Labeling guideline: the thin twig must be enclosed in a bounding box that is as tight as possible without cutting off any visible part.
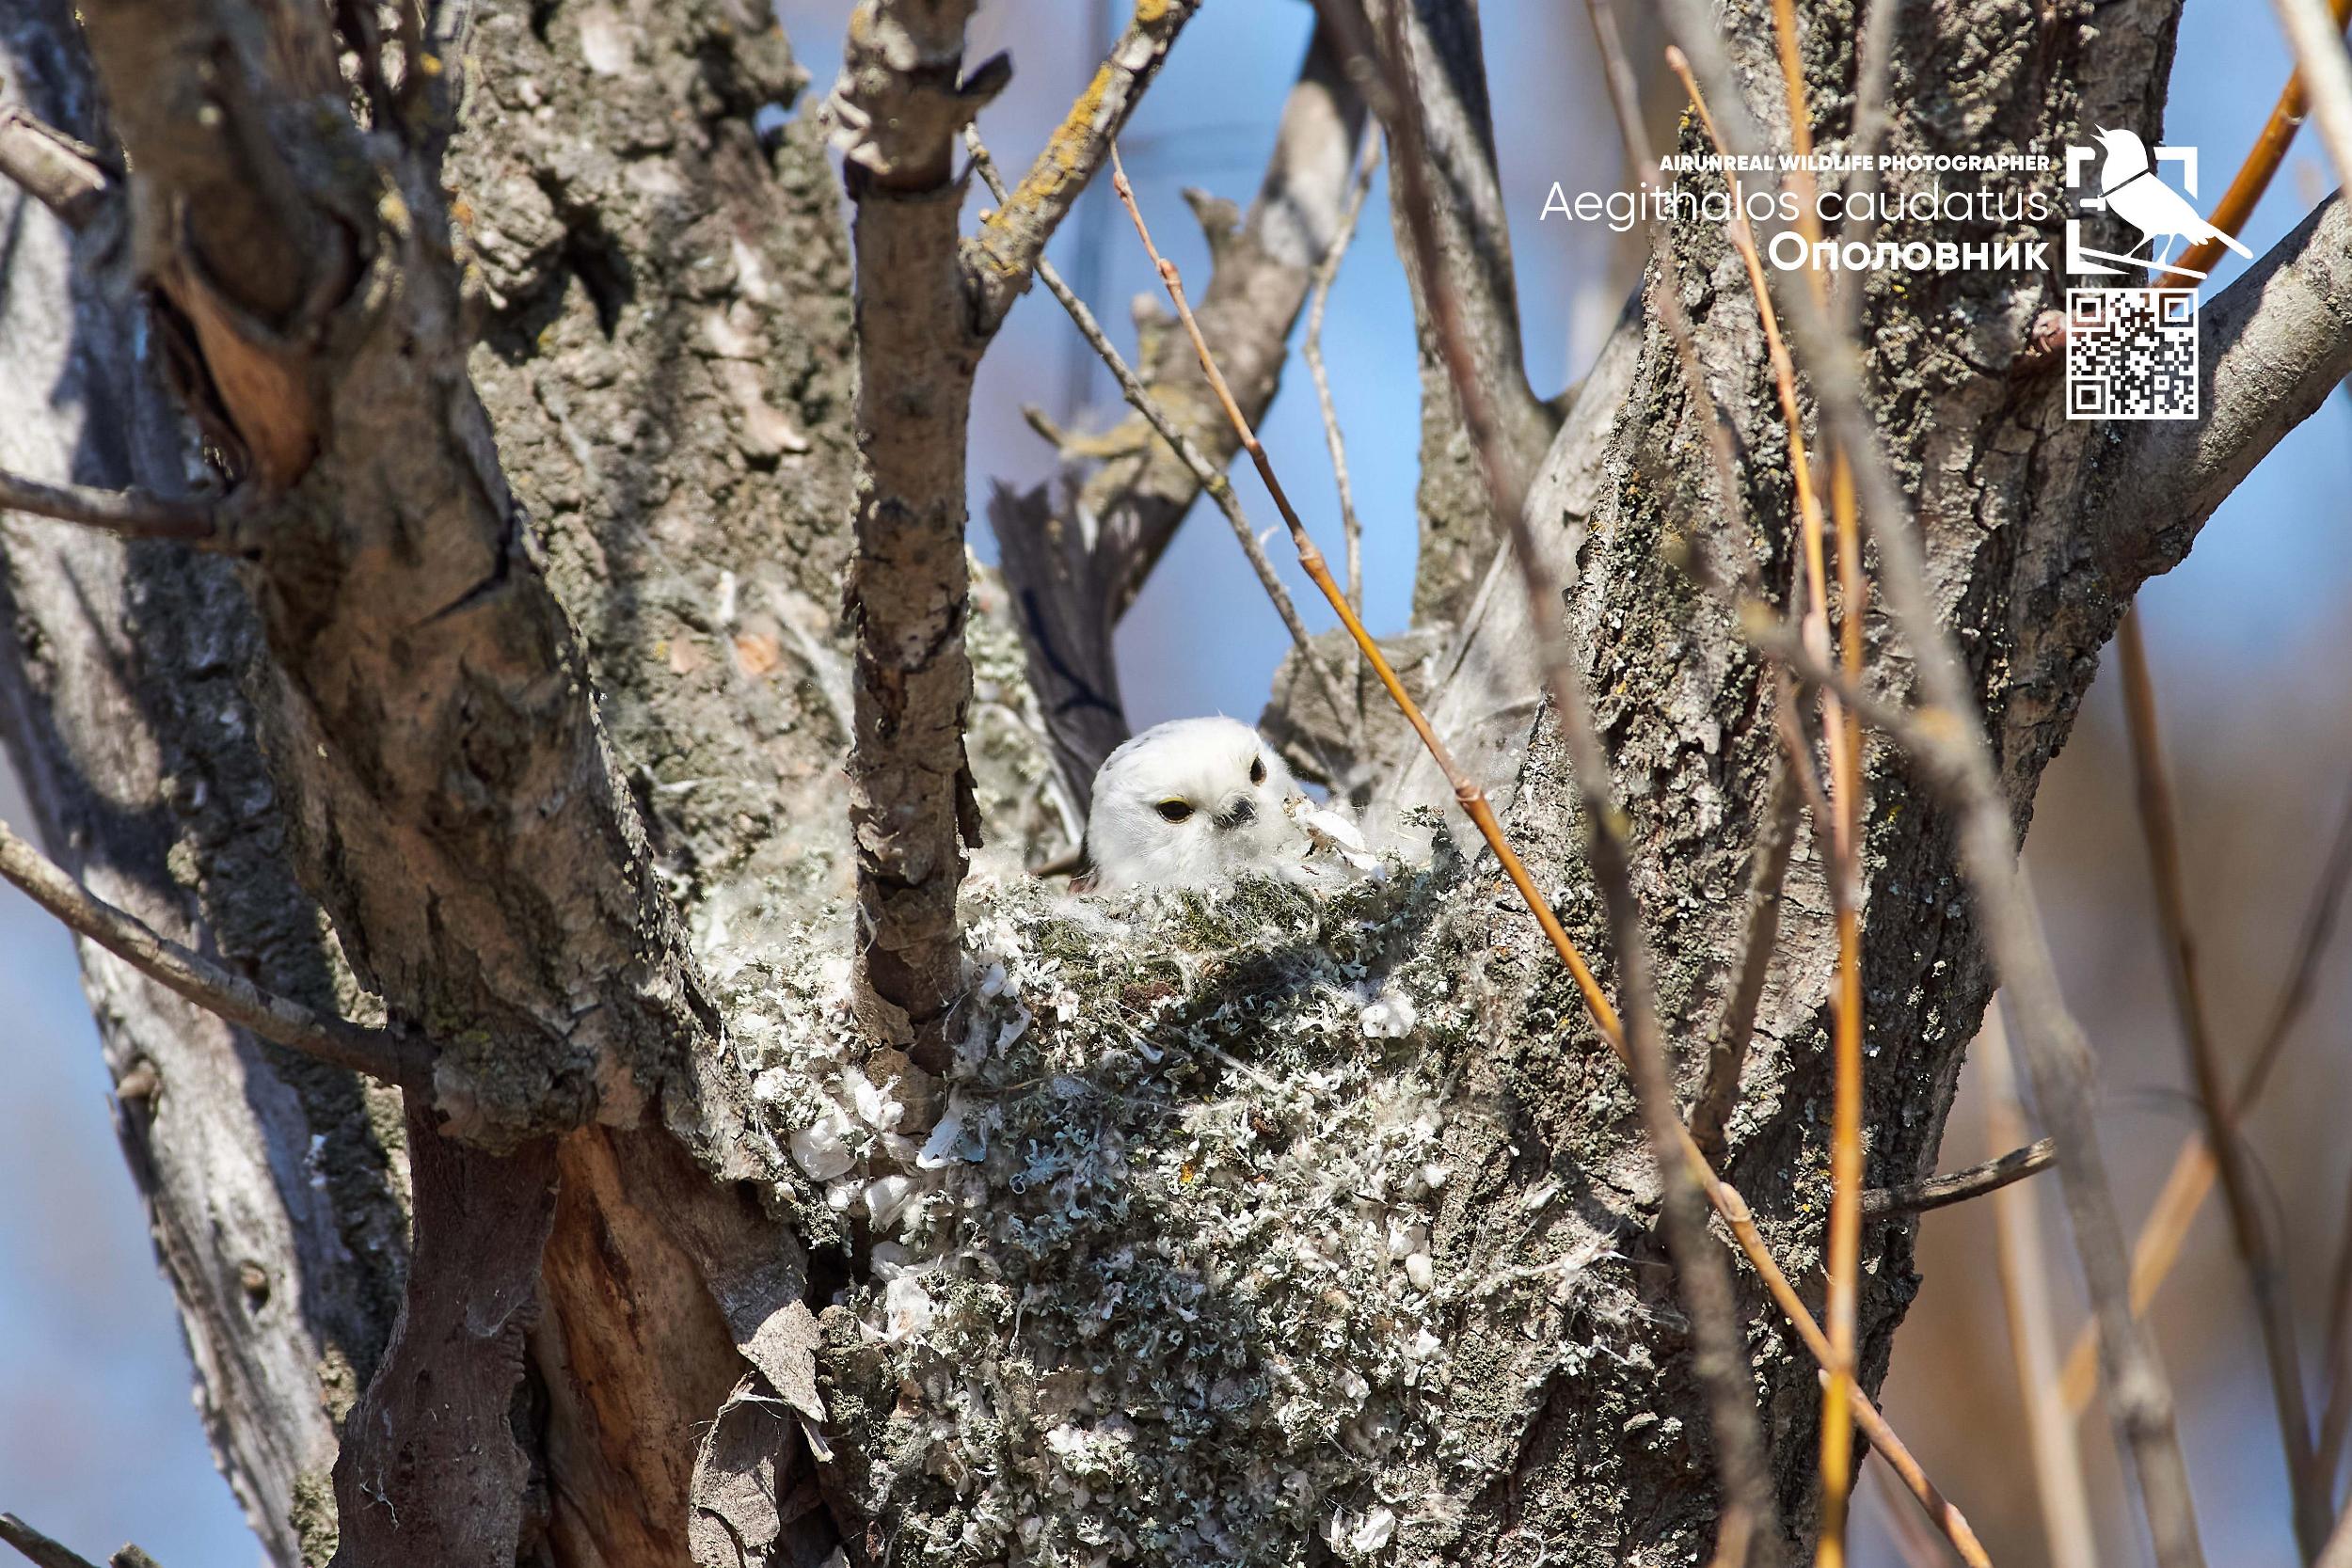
[1862,1458,1949,1568]
[2322,1507,2352,1568]
[1579,3,1789,1180]
[0,104,111,228]
[966,131,1358,747]
[1981,1008,2100,1568]
[2059,785,2352,1415]
[1534,6,1994,1556]
[0,468,236,549]
[1767,671,1837,831]
[1862,1135,2057,1217]
[1656,104,1874,1528]
[2115,607,2326,1552]
[1745,13,1872,1547]
[2057,0,2352,1384]
[1300,119,1381,753]
[1739,606,1961,775]
[1660,10,2208,1565]
[0,1515,110,1568]
[1105,139,1621,1059]
[0,815,432,1086]
[961,0,1199,331]
[1131,23,1990,1557]
[1305,126,1380,620]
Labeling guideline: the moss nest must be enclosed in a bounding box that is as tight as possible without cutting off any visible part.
[703,827,1572,1566]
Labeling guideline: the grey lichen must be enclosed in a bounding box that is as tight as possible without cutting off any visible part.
[704,830,1584,1565]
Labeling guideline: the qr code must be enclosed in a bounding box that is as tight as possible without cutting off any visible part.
[2065,288,2198,420]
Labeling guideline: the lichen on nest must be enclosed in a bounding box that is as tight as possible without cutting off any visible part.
[708,827,1549,1565]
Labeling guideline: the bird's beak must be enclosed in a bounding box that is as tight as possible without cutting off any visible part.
[1212,795,1257,831]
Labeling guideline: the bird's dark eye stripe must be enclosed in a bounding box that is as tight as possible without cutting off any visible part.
[1155,799,1194,822]
[1249,754,1267,785]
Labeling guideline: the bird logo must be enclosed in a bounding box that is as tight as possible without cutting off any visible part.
[2077,127,2250,278]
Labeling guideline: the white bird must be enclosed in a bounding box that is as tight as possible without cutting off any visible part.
[1079,717,1303,894]
[2091,127,2252,266]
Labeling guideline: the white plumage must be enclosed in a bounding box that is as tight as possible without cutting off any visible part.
[1080,717,1303,893]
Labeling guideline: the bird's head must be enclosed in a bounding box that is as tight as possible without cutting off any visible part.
[1082,717,1303,893]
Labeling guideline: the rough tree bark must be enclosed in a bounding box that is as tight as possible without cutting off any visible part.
[3,0,2348,1566]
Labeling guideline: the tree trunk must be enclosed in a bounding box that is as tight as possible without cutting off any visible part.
[6,0,2350,1564]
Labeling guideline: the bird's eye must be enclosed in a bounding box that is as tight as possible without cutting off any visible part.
[1155,800,1194,823]
[1248,754,1267,786]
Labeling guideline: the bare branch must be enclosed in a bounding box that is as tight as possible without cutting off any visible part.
[2089,194,2352,599]
[0,467,238,549]
[1981,1012,2099,1568]
[1305,127,1381,618]
[2314,1156,2352,1500]
[1311,8,1993,1560]
[977,27,1370,798]
[962,0,1199,330]
[1863,1136,2057,1218]
[2116,608,2326,1551]
[2061,779,2352,1411]
[2321,1508,2352,1568]
[2243,781,2352,1101]
[834,0,997,1061]
[969,133,1355,804]
[0,103,109,227]
[1738,610,1962,775]
[1658,12,2208,1563]
[0,815,433,1086]
[0,1515,114,1568]
[2177,0,2351,282]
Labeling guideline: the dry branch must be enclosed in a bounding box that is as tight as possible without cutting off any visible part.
[1305,126,1380,620]
[2116,607,2325,1551]
[0,1515,131,1568]
[1358,8,1777,1553]
[969,135,1354,806]
[961,0,1199,331]
[983,22,1369,800]
[1981,1011,2100,1568]
[1319,7,1995,1558]
[833,0,1000,1057]
[2318,1156,2352,1499]
[2273,0,2352,191]
[0,815,432,1085]
[1693,756,1799,1162]
[0,103,108,225]
[0,467,235,549]
[1370,0,1553,625]
[1862,1136,2057,1218]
